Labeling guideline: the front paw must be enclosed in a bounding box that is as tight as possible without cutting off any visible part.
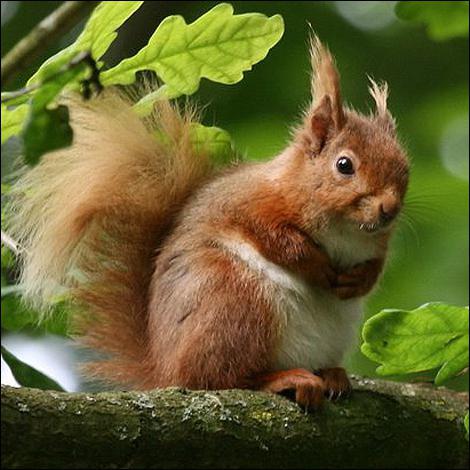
[316,367,352,401]
[332,259,383,299]
[332,284,368,300]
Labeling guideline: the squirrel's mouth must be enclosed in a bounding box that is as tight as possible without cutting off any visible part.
[358,218,395,234]
[358,222,380,233]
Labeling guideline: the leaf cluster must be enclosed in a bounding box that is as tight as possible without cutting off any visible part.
[362,302,469,436]
[1,1,284,163]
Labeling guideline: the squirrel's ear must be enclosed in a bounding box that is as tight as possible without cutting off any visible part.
[293,35,345,155]
[309,35,345,131]
[368,78,396,135]
[293,94,334,155]
[308,95,334,154]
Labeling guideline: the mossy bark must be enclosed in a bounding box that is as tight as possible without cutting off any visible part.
[2,377,468,469]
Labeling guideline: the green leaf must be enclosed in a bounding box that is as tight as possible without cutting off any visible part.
[1,91,30,107]
[74,1,144,60]
[1,345,65,391]
[1,276,69,336]
[465,412,469,440]
[12,1,143,159]
[31,57,89,112]
[28,1,144,85]
[22,105,73,166]
[21,55,94,164]
[435,346,468,385]
[1,246,15,269]
[1,294,37,332]
[133,85,183,116]
[361,302,469,384]
[1,104,28,144]
[1,295,69,336]
[101,3,284,96]
[2,52,88,150]
[190,123,234,165]
[1,246,69,335]
[395,1,469,40]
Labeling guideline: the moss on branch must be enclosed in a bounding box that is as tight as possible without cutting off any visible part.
[1,377,468,469]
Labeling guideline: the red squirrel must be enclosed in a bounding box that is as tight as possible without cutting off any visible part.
[7,36,409,410]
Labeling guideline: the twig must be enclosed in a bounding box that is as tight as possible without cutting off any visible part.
[1,1,98,86]
[1,51,101,105]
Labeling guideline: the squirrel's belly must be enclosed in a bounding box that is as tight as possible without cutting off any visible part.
[272,284,363,371]
[218,237,363,371]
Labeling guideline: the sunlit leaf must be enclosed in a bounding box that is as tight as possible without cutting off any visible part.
[1,104,28,144]
[395,1,469,40]
[14,1,143,161]
[101,3,284,96]
[3,1,143,152]
[1,345,65,391]
[28,1,144,85]
[361,302,469,385]
[1,91,30,106]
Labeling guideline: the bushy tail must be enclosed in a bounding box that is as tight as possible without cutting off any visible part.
[6,90,212,387]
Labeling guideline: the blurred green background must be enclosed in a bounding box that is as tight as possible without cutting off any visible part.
[1,1,468,391]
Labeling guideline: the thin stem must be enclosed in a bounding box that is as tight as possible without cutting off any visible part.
[1,1,98,86]
[1,51,98,105]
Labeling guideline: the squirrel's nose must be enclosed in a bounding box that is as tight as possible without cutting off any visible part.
[379,198,400,224]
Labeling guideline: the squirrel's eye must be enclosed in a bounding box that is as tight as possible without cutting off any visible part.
[336,156,354,175]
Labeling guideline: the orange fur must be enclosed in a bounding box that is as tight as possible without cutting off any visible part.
[6,36,409,406]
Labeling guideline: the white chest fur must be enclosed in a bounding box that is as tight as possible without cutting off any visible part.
[272,280,363,370]
[220,227,377,371]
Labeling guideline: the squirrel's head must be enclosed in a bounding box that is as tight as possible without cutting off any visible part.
[290,36,409,237]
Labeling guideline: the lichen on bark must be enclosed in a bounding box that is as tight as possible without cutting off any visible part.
[1,377,468,469]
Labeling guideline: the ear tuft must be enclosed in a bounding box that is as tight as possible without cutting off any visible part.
[368,76,396,134]
[309,33,345,130]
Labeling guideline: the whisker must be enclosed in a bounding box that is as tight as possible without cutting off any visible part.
[396,212,420,248]
[403,205,440,220]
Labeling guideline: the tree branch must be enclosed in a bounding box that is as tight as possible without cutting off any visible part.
[1,1,98,86]
[1,377,468,469]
